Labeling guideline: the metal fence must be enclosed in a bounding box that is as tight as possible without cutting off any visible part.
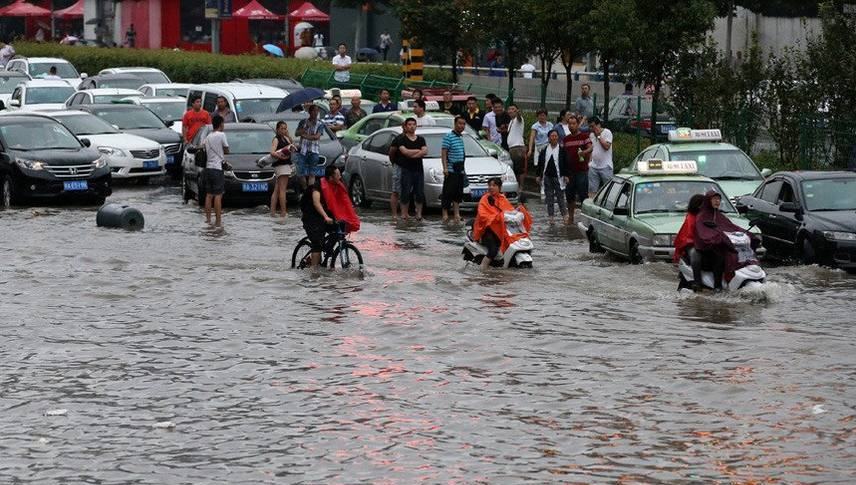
[800,120,856,170]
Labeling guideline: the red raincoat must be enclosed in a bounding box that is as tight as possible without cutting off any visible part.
[321,178,360,233]
[673,213,697,263]
[473,192,532,253]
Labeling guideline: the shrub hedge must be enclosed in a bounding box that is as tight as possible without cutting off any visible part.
[12,42,452,85]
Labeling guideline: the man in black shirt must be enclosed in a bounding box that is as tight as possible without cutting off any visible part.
[463,96,483,133]
[392,118,428,221]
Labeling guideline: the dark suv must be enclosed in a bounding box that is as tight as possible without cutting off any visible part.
[0,113,111,207]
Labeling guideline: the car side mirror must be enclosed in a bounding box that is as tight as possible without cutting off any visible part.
[0,100,4,111]
[779,202,798,213]
[80,138,91,147]
[80,73,88,79]
[613,206,629,216]
[10,99,21,108]
[736,202,748,214]
[165,120,174,127]
[760,168,772,178]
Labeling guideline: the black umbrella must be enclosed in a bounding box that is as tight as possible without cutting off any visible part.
[277,88,325,113]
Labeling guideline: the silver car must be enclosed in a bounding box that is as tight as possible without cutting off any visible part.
[343,127,519,209]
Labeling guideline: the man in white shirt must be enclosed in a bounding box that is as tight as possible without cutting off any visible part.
[506,104,527,178]
[203,115,230,227]
[587,116,613,197]
[332,43,352,84]
[413,100,436,126]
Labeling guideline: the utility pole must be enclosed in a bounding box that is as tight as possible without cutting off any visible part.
[212,18,220,54]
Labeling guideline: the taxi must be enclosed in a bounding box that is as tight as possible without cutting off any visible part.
[579,159,754,263]
[623,128,771,201]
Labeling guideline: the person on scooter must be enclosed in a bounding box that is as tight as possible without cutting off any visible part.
[473,177,532,269]
[674,194,704,290]
[694,190,759,289]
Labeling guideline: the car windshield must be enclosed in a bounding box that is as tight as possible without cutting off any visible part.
[0,119,81,150]
[0,76,25,94]
[143,101,186,122]
[59,114,119,135]
[25,86,75,104]
[634,181,737,214]
[431,116,480,137]
[675,150,761,180]
[801,178,856,211]
[93,94,140,103]
[30,62,80,79]
[98,78,144,89]
[234,98,282,118]
[229,129,274,154]
[155,88,188,97]
[94,109,166,129]
[423,133,487,158]
[131,72,169,84]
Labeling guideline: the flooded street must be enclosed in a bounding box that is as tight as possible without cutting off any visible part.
[2,184,856,484]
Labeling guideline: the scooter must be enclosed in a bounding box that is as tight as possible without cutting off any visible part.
[463,209,534,269]
[677,231,766,291]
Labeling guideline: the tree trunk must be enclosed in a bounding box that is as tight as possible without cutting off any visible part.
[506,41,515,104]
[451,50,458,84]
[540,55,549,108]
[602,59,611,123]
[725,1,734,66]
[562,55,573,110]
[651,69,663,144]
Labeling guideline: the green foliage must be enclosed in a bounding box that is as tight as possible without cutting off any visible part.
[585,0,639,120]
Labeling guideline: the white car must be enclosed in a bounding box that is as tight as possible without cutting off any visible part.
[0,71,31,110]
[4,57,85,88]
[126,96,186,134]
[98,67,171,85]
[45,110,167,180]
[6,80,77,111]
[138,83,191,98]
[65,88,144,108]
[186,83,288,122]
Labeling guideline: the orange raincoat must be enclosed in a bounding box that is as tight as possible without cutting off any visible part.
[473,192,533,253]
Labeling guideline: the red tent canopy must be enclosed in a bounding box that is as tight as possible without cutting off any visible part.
[53,0,83,18]
[0,0,51,17]
[288,2,329,22]
[232,0,284,20]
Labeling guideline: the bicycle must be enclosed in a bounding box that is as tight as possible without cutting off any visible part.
[291,220,364,269]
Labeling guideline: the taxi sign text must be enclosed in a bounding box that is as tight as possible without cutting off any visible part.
[638,159,698,174]
[668,128,722,143]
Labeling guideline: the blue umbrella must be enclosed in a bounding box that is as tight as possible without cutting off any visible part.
[277,88,325,113]
[263,44,284,57]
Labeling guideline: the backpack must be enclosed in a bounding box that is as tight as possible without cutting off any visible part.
[194,135,208,168]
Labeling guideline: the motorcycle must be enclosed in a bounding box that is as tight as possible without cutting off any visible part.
[463,209,534,269]
[678,231,766,291]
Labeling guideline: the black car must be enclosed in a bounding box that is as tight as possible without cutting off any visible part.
[0,113,111,207]
[77,73,147,91]
[77,104,183,174]
[180,122,279,205]
[253,110,346,171]
[737,171,856,271]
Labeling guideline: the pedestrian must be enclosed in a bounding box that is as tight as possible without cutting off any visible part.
[0,40,15,68]
[300,172,334,270]
[379,31,392,62]
[322,97,346,132]
[562,115,593,223]
[506,104,527,179]
[387,120,405,221]
[182,95,212,143]
[125,23,136,48]
[313,32,325,48]
[482,98,509,146]
[373,88,396,113]
[393,118,428,222]
[439,91,459,115]
[412,100,436,127]
[490,53,506,77]
[35,28,46,43]
[43,66,62,80]
[295,105,324,185]
[484,93,497,113]
[528,108,553,171]
[411,88,424,102]
[214,96,236,123]
[269,121,295,218]
[623,82,634,96]
[441,116,467,223]
[587,116,613,197]
[203,115,230,227]
[345,96,367,127]
[332,43,352,84]
[536,130,570,225]
[463,96,483,133]
[554,109,572,139]
[575,83,594,130]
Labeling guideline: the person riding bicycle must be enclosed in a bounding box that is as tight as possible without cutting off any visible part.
[301,171,335,269]
[472,177,532,269]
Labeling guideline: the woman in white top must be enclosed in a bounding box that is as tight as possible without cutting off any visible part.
[506,104,527,178]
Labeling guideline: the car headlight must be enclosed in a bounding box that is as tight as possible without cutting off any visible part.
[428,167,444,183]
[652,234,676,246]
[92,157,108,169]
[97,146,129,158]
[224,170,235,178]
[823,231,856,241]
[501,164,516,183]
[16,158,47,170]
[498,149,512,166]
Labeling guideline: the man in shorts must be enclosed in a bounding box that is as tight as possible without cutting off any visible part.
[203,115,229,227]
[562,115,592,223]
[441,116,467,223]
[295,105,324,185]
[392,118,427,222]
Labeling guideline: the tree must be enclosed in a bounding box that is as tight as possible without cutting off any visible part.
[471,0,533,102]
[585,0,639,122]
[523,1,565,107]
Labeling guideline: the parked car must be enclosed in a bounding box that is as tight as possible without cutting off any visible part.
[232,78,303,92]
[252,111,346,170]
[180,123,278,205]
[64,88,144,108]
[186,83,288,123]
[343,126,518,209]
[736,171,856,271]
[0,71,31,110]
[45,110,167,182]
[606,94,677,140]
[624,128,770,201]
[0,112,110,207]
[76,104,183,172]
[138,83,191,98]
[3,57,85,88]
[126,96,187,135]
[5,80,76,111]
[98,67,171,84]
[77,73,146,91]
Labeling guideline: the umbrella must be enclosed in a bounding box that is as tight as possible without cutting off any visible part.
[276,87,324,113]
[357,47,379,61]
[263,44,284,57]
[0,0,51,17]
[288,2,329,22]
[232,0,284,20]
[54,0,84,19]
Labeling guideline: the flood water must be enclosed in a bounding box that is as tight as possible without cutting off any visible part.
[2,184,855,484]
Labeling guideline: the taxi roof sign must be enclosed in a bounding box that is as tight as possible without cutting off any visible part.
[668,128,722,143]
[637,159,698,175]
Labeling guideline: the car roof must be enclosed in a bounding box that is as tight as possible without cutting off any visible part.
[102,67,165,73]
[41,110,93,117]
[23,57,74,64]
[83,88,144,95]
[0,71,30,78]
[188,83,287,98]
[138,96,185,103]
[0,111,58,121]
[221,122,275,131]
[773,170,856,181]
[372,126,459,136]
[81,103,148,111]
[140,83,191,88]
[22,80,75,88]
[89,73,146,80]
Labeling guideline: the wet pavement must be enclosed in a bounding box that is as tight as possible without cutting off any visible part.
[1,183,855,484]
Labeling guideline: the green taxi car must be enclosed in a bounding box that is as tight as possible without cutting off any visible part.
[624,128,771,201]
[579,159,753,263]
[338,110,512,166]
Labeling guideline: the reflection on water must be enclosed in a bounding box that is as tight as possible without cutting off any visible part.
[1,185,855,484]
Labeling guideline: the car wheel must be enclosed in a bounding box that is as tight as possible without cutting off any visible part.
[587,226,604,253]
[800,236,816,265]
[629,239,642,264]
[349,176,371,208]
[1,174,13,209]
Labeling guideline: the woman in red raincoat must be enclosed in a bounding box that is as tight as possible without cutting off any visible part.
[472,177,532,269]
[673,194,704,290]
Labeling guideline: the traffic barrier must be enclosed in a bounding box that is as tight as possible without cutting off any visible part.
[96,203,145,231]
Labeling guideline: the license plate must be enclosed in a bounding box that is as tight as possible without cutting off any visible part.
[242,182,268,192]
[63,181,88,191]
[471,188,486,197]
[660,124,676,134]
[166,155,175,165]
[143,160,159,169]
[311,166,325,176]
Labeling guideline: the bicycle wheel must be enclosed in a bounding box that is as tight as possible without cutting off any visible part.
[290,237,314,269]
[329,242,364,269]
